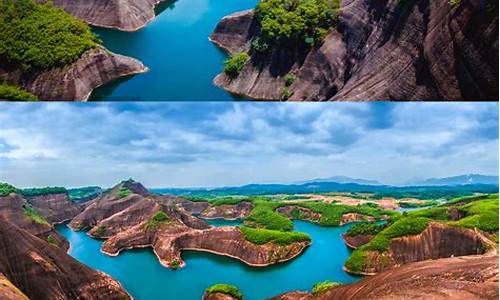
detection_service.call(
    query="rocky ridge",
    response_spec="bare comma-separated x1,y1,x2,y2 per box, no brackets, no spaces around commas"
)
0,47,147,101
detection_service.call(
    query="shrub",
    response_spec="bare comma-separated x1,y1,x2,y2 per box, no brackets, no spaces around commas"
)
223,52,249,78
285,73,296,87
0,83,38,101
21,186,67,197
239,226,310,245
145,211,171,230
23,205,49,225
312,281,341,295
244,201,292,231
255,0,340,46
408,206,450,221
116,188,132,198
449,196,499,232
0,183,18,197
280,86,293,100
205,284,243,300
346,223,385,236
47,234,58,246
95,225,106,237
169,259,180,269
0,0,97,69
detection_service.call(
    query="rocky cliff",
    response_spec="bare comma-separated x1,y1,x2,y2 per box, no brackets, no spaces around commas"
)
347,222,488,274
342,234,373,249
28,192,82,224
0,274,29,300
0,216,131,300
0,47,147,101
211,0,498,101
0,194,68,250
271,255,499,300
45,0,165,31
199,201,254,220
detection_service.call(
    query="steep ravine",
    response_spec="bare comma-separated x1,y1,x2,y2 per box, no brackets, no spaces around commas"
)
0,47,147,101
210,0,498,101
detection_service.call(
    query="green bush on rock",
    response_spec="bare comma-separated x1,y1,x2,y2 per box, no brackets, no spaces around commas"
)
312,281,341,295
255,0,340,46
239,226,310,245
205,284,243,300
223,52,250,78
0,0,97,69
0,83,38,101
0,183,18,197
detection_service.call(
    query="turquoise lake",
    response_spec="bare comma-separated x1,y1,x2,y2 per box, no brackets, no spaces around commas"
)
90,0,257,101
56,220,361,300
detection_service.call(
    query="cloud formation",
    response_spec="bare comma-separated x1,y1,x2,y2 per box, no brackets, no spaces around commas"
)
0,102,497,188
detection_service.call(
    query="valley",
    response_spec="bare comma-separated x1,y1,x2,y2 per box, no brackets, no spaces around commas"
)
0,179,497,299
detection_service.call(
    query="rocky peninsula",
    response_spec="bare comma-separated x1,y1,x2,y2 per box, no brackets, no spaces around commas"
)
210,0,498,101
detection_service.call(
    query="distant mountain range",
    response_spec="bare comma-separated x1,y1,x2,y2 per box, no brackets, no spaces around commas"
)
411,174,499,186
295,176,382,186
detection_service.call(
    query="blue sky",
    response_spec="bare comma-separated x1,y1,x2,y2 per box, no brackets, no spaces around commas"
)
0,102,497,188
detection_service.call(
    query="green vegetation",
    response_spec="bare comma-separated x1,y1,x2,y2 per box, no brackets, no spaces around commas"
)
21,187,67,197
0,183,18,197
294,201,396,227
397,200,439,208
0,0,97,69
312,281,341,295
281,86,293,100
47,234,58,246
95,226,106,237
239,226,310,245
145,211,171,230
0,83,38,101
205,284,243,300
344,194,499,273
346,223,385,236
23,205,49,225
449,195,498,232
117,188,132,198
245,200,292,231
169,259,180,269
223,52,249,78
285,73,296,87
68,186,102,203
255,0,340,46
362,217,431,252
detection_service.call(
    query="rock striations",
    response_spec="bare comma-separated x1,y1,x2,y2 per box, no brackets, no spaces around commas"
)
271,255,499,300
0,192,131,300
45,0,168,31
0,47,147,101
70,181,310,268
210,0,498,101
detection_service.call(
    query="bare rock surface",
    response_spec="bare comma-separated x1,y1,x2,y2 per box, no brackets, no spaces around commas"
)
45,0,165,31
271,255,499,300
0,47,147,101
200,201,254,220
28,192,82,224
0,216,131,300
211,0,498,101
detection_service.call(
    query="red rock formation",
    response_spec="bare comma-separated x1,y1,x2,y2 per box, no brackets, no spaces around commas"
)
200,201,254,220
0,194,68,250
0,274,29,300
44,0,167,31
271,255,499,300
342,234,373,249
204,292,239,300
276,206,321,223
102,224,309,268
28,192,82,224
0,47,147,101
211,0,498,101
339,213,375,225
0,216,131,300
346,222,489,275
